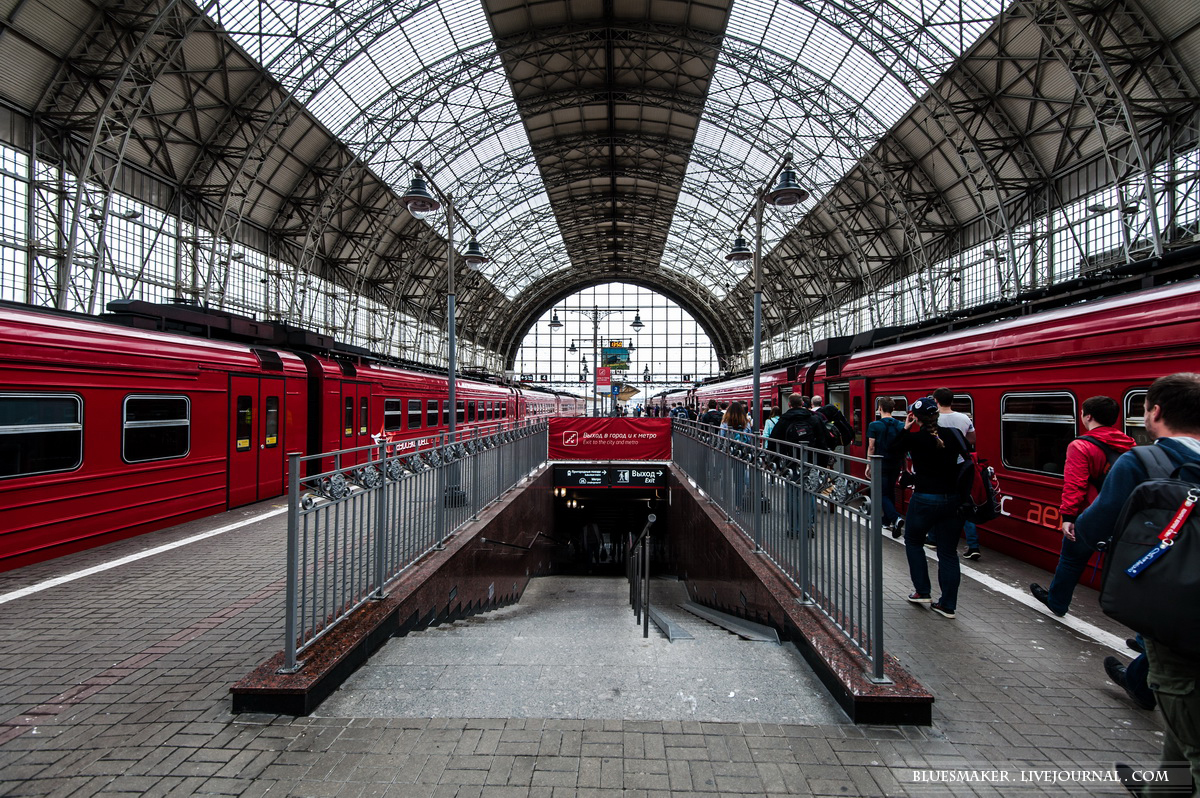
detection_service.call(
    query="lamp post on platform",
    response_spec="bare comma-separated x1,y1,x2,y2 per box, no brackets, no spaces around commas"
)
401,164,490,505
726,155,809,433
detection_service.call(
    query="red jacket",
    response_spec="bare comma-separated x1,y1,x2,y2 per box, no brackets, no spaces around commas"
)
1060,425,1135,521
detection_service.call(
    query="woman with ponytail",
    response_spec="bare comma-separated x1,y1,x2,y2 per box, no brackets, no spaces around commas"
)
893,396,970,618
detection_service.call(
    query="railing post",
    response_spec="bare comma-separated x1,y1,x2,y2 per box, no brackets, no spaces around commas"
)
752,444,762,551
436,434,447,548
642,532,651,639
373,442,387,599
798,448,812,603
869,453,890,683
280,453,302,673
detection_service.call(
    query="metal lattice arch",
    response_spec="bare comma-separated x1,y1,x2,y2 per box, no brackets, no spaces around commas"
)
0,0,1196,375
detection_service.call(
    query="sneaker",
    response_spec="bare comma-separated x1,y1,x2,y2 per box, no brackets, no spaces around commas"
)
923,540,936,550
1029,583,1066,617
891,519,905,539
906,591,932,604
1126,637,1145,654
1105,656,1157,711
963,547,981,560
930,602,956,619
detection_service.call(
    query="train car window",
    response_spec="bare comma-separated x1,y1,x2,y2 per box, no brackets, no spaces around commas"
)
442,401,450,425
405,399,421,430
426,400,438,427
0,394,83,478
235,396,252,452
468,401,476,422
385,399,404,431
502,403,508,419
875,396,907,419
359,397,368,435
264,397,279,447
343,398,353,437
1001,392,1076,476
1125,390,1149,445
952,394,974,418
457,400,465,424
123,396,190,463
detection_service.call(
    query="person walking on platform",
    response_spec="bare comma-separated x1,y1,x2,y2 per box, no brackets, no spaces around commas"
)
720,401,753,507
1030,395,1133,617
895,396,971,619
762,405,783,440
699,399,723,428
866,397,906,538
1076,373,1200,796
928,387,983,560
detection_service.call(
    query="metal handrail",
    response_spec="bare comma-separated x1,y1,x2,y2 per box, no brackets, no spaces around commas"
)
280,419,549,673
628,513,656,638
670,418,888,683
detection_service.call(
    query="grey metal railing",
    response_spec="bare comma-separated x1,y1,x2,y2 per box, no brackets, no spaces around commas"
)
627,514,656,638
672,419,888,683
280,420,549,672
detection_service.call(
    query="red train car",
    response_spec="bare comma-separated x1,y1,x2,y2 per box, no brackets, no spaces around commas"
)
814,280,1200,583
0,305,310,569
674,279,1200,584
0,301,583,571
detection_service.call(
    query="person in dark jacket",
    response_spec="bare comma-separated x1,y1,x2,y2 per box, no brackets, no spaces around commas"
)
768,393,827,536
699,399,723,428
1031,395,1134,617
1076,373,1200,797
893,396,970,619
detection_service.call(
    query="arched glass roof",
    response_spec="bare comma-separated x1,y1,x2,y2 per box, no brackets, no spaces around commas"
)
207,0,1002,299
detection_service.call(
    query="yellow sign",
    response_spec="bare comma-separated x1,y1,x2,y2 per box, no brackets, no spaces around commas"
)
237,438,251,449
266,436,277,445
609,340,627,348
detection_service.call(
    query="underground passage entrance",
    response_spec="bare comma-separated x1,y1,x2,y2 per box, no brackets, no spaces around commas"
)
550,463,667,576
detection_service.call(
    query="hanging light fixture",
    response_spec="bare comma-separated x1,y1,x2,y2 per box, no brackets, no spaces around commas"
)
630,312,644,331
549,311,563,329
764,168,810,207
462,238,489,270
400,174,440,220
568,342,577,353
726,235,753,262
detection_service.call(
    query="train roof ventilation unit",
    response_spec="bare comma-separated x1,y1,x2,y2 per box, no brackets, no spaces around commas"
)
250,348,285,372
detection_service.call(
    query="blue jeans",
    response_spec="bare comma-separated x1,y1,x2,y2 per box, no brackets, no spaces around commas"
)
926,519,979,548
879,464,901,526
1045,533,1095,615
905,493,962,611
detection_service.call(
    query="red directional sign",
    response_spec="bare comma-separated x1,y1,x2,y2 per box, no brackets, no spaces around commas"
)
548,417,671,460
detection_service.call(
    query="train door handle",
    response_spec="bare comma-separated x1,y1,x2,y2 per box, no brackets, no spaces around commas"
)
260,444,265,450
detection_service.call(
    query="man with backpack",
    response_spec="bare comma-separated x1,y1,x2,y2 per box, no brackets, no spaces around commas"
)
1076,373,1200,796
866,397,906,538
1030,396,1134,617
769,393,831,536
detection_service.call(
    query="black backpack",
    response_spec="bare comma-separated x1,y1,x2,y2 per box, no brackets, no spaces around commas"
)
784,411,832,452
1077,435,1123,490
1099,446,1200,657
699,409,723,427
816,406,854,447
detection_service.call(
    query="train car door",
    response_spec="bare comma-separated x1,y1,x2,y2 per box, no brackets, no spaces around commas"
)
229,375,286,507
339,382,373,465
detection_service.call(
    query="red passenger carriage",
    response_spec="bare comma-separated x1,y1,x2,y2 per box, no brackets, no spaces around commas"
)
672,280,1200,585
0,301,583,571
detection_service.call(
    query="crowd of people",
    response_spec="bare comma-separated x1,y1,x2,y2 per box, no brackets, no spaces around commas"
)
673,374,1200,795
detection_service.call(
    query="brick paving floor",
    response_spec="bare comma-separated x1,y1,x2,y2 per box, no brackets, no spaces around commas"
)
0,496,1167,797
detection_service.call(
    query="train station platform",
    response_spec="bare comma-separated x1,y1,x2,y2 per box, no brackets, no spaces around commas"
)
0,477,1169,798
